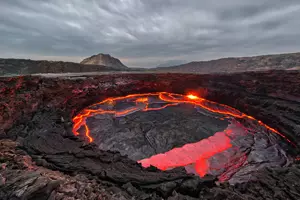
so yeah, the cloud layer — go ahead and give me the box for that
[1,0,300,67]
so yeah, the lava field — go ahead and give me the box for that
[0,70,300,199]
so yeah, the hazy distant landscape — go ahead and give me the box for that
[1,52,300,76]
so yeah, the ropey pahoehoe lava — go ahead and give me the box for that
[72,92,295,183]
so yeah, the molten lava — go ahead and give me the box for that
[72,92,295,179]
[139,130,233,177]
[187,94,199,100]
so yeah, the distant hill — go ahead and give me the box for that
[156,60,188,68]
[0,58,126,76]
[80,53,128,70]
[154,52,300,73]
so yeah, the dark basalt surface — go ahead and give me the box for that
[0,70,300,199]
[88,104,229,160]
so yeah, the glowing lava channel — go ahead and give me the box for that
[72,92,294,146]
[72,92,295,179]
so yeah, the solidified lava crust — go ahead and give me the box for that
[72,92,294,183]
[1,70,300,199]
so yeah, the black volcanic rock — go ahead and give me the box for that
[88,104,229,160]
[155,52,300,73]
[1,71,300,199]
[80,53,128,70]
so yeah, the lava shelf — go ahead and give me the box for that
[72,92,293,182]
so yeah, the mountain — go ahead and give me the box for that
[2,52,300,76]
[80,53,128,70]
[0,59,126,76]
[154,52,300,73]
[156,60,188,68]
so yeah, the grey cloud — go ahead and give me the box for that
[0,0,300,67]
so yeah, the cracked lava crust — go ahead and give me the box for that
[72,92,294,184]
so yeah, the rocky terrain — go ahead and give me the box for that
[80,53,128,70]
[0,70,300,199]
[155,52,300,73]
[0,58,127,76]
[2,52,300,76]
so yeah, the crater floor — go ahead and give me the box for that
[74,92,291,184]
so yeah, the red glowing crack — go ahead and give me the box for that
[72,92,294,146]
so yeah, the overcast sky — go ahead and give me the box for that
[1,0,300,68]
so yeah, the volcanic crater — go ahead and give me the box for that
[1,71,300,199]
[72,92,293,184]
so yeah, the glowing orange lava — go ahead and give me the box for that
[187,94,199,100]
[72,92,295,146]
[138,131,233,177]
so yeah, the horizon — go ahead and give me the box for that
[1,1,300,68]
[1,50,300,69]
